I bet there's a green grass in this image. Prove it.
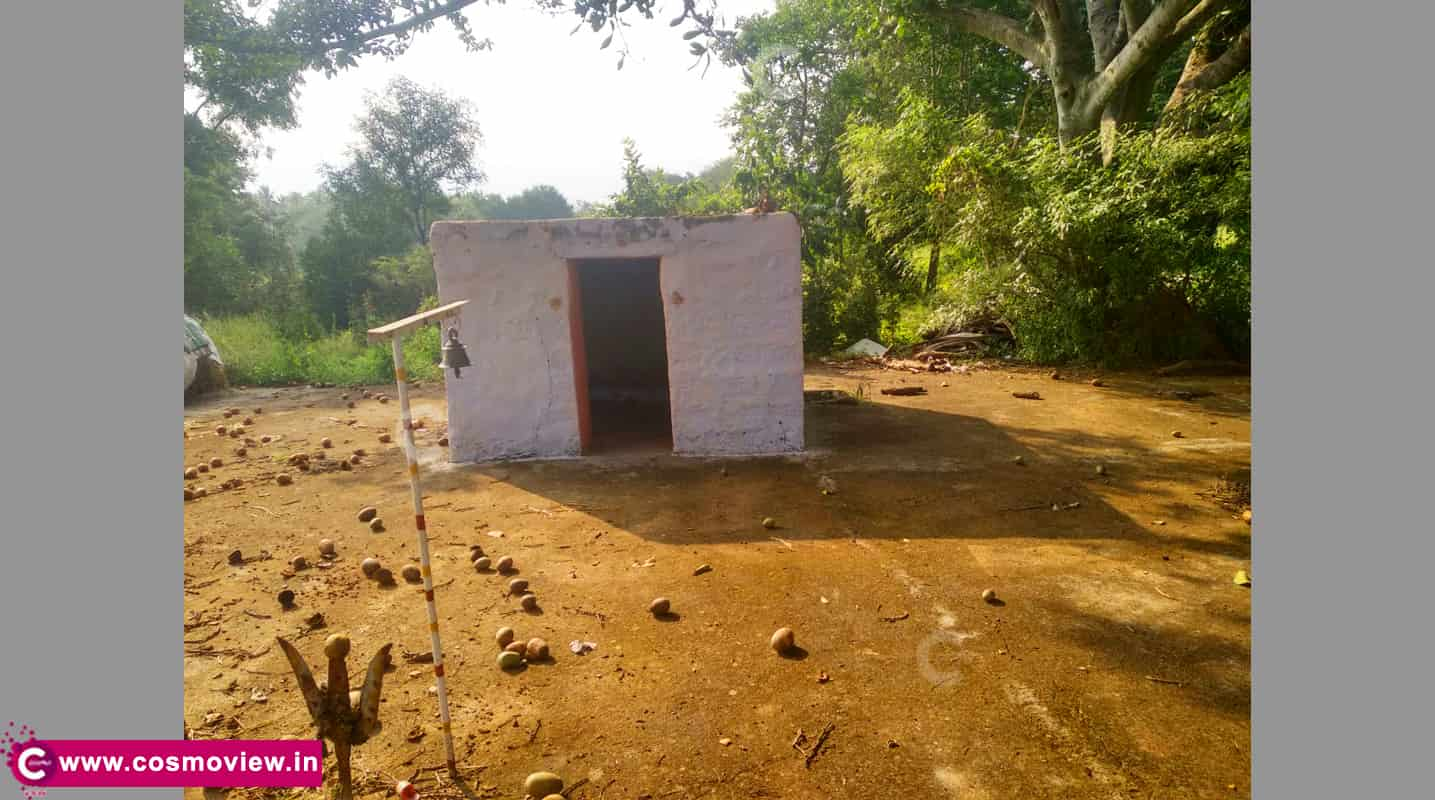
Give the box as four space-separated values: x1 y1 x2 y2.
202 314 443 386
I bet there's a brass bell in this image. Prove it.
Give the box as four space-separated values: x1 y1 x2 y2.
438 326 471 378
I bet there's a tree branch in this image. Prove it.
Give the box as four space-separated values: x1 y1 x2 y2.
940 5 1048 71
1163 24 1249 111
1079 0 1208 118
1172 0 1233 43
214 0 483 60
300 0 483 59
1120 0 1153 36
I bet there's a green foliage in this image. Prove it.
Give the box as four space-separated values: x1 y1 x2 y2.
203 313 443 386
343 76 484 244
184 115 299 315
590 139 743 217
924 77 1252 363
449 185 576 220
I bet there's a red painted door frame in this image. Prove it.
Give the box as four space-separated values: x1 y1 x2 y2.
566 261 592 453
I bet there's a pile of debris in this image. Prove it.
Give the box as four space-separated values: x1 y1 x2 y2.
908 315 1015 361
824 316 1016 373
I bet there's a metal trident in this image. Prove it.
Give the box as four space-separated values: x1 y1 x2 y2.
277 634 392 800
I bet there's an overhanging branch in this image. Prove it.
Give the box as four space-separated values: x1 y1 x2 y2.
940 5 1048 71
299 0 483 60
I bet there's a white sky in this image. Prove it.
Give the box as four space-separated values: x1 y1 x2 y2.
247 0 775 205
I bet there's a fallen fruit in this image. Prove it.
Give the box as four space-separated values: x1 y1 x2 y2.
496 627 515 648
1172 430 1184 438
195 487 208 497
349 454 362 465
474 556 492 571
340 460 352 471
496 556 514 573
277 589 296 609
525 638 549 660
649 597 671 616
507 578 529 595
438 437 449 447
369 518 385 533
291 556 309 571
1242 509 1252 525
332 633 361 658
198 464 210 473
1012 455 1025 465
318 539 336 557
184 467 199 480
261 435 272 443
373 568 396 586
378 433 392 443
360 557 382 577
353 449 367 457
401 564 422 583
275 474 293 486
504 641 527 655
520 593 539 611
1096 464 1108 476
396 780 418 800
228 549 244 566
1234 570 1251 587
357 506 378 523
215 425 227 435
762 517 777 529
770 627 796 655
235 447 246 457
183 488 195 501
321 437 333 448
981 588 998 603
525 773 564 797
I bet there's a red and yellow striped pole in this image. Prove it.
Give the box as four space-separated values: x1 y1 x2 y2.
390 335 457 775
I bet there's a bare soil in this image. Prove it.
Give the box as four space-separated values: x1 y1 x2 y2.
182 363 1251 800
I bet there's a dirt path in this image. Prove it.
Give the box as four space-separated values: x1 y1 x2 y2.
182 364 1251 799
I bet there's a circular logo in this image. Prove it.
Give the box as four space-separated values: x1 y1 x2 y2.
916 628 978 687
11 741 57 786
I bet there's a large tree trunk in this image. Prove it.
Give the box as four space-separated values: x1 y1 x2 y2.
941 1 1234 150
1034 1 1105 145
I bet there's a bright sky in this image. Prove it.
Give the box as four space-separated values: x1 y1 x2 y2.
248 0 775 205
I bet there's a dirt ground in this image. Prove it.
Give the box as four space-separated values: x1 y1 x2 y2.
182 363 1251 800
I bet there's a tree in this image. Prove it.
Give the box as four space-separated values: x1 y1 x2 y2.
840 90 962 293
184 115 298 315
335 77 484 245
704 0 1249 162
915 0 1250 159
451 185 576 220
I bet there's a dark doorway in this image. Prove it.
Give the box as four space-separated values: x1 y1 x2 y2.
568 258 672 454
